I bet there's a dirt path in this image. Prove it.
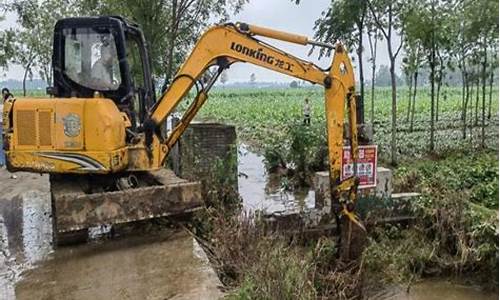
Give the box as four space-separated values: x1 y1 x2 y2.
0 168 222 300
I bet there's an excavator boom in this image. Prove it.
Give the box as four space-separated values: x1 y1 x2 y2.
150 21 359 180
147 22 360 229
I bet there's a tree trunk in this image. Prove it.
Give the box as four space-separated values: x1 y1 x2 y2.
357 19 365 102
406 74 412 123
429 24 435 152
386 4 398 165
22 68 28 97
463 74 469 139
435 54 444 122
470 78 474 122
430 57 435 152
389 57 397 165
488 69 494 119
461 69 466 121
22 58 35 97
474 77 480 126
368 30 378 126
162 0 179 91
481 44 487 148
429 0 437 151
410 71 418 132
436 78 441 122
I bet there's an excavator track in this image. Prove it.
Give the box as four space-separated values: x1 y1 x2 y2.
50 169 202 246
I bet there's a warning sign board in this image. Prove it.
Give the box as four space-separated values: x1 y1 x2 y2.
341 145 378 189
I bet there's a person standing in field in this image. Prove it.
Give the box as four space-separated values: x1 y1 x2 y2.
1 88 14 167
303 97 311 125
0 88 10 167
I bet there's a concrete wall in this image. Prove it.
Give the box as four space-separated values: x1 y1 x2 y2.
314 167 393 209
170 122 238 188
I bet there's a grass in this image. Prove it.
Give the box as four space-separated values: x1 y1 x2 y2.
363 149 498 289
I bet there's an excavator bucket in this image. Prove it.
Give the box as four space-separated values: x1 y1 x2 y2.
50 169 202 245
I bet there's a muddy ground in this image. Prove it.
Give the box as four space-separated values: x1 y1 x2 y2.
0 169 222 300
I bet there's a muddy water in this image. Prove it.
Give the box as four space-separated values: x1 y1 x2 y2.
370 279 498 300
238 145 315 214
237 146 498 300
0 169 222 300
15 231 221 300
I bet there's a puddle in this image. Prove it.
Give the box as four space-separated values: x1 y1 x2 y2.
0 170 222 300
370 279 498 300
238 145 315 215
15 230 221 300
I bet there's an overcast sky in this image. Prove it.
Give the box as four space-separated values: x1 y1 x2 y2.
0 0 402 82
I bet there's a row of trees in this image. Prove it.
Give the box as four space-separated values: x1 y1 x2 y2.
298 0 498 164
0 0 247 95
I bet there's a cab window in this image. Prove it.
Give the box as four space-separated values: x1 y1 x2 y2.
63 27 121 91
126 35 147 127
126 36 145 89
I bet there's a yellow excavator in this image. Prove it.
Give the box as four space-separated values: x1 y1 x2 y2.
2 16 363 254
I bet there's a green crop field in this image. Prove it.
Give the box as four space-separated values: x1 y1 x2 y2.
12 86 499 161
192 86 499 161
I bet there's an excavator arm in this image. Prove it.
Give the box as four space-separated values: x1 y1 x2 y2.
150 23 358 171
148 23 363 248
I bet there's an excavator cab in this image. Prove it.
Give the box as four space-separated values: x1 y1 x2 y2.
50 16 155 131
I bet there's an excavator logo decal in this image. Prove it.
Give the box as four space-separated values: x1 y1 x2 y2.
37 152 105 171
62 113 81 137
230 42 294 72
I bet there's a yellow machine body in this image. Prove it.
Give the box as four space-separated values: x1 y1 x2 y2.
3 97 162 173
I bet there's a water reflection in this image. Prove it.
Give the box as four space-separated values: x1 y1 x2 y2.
238 145 315 215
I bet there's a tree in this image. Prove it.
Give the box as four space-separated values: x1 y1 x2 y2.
2 0 77 95
402 0 455 152
0 23 15 70
401 0 427 132
470 0 499 147
449 0 498 143
290 80 299 88
75 0 247 89
304 0 367 100
368 0 405 165
4 0 247 93
220 70 228 86
487 46 498 120
250 73 256 84
366 20 380 125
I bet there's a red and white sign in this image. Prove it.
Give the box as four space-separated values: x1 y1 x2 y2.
341 145 378 189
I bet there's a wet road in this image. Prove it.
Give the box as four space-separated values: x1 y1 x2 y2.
0 169 222 300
